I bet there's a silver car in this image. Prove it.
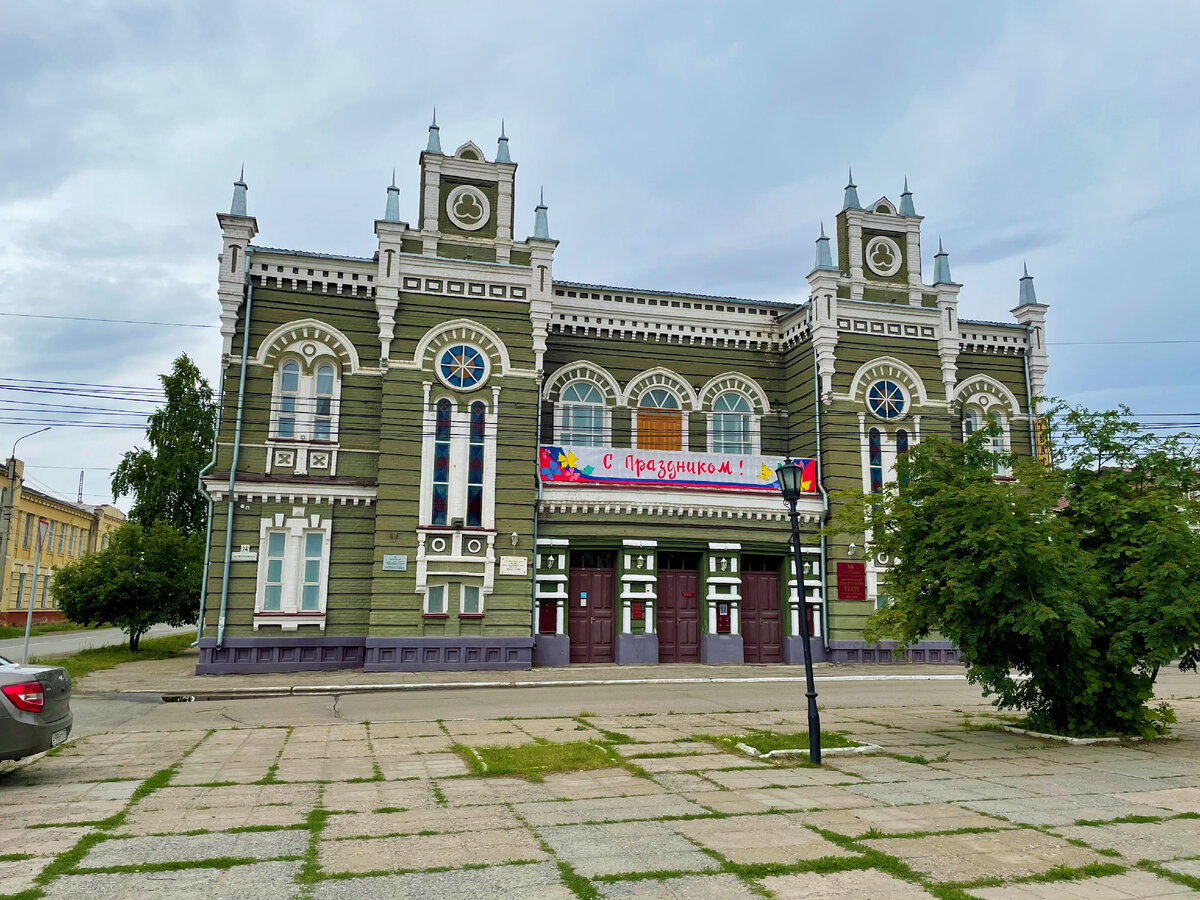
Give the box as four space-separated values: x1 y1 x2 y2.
0 655 72 760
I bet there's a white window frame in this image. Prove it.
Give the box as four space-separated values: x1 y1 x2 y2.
253 511 333 630
707 390 757 455
460 583 484 616
632 387 687 451
269 354 343 444
963 406 1012 477
555 380 610 447
424 583 448 615
859 413 922 494
418 386 499 530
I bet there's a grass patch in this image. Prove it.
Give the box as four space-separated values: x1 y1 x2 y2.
557 860 599 899
32 633 195 681
74 856 284 875
887 753 930 766
0 853 35 863
294 791 329 889
702 730 859 756
0 621 91 640
456 740 614 782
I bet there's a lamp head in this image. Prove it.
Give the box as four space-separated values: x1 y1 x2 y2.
775 458 805 502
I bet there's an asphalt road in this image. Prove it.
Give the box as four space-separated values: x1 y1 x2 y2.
0 623 193 663
66 665 1200 737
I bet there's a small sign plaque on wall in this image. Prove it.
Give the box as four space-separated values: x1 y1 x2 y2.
231 548 257 562
837 562 867 601
382 554 408 571
498 556 528 576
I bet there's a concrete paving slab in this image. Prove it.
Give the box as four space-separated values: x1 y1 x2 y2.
599 873 759 898
803 802 1009 836
649 772 715 792
319 826 547 873
137 783 320 811
543 768 665 800
274 756 376 782
673 813 856 864
685 785 875 814
323 804 522 839
322 780 441 812
699 766 859 789
634 753 768 773
376 752 470 779
0 857 48 896
41 860 301 900
0 826 92 858
1118 787 1200 814
1057 820 1200 861
971 870 1200 899
312 861 575 900
79 830 309 867
760 868 939 899
865 829 1103 882
117 803 309 835
436 775 558 806
962 793 1173 826
848 776 1034 805
537 821 716 877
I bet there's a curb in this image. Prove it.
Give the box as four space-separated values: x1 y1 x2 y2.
1000 724 1147 745
81 672 969 703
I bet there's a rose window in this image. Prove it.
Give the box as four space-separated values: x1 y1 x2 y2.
438 344 488 390
867 379 906 420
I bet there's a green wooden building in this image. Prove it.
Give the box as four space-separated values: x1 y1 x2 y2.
196 123 1050 674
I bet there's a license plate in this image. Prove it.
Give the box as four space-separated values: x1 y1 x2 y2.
50 729 67 747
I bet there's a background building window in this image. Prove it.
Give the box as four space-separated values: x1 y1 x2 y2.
45 522 55 553
263 531 286 611
301 532 323 611
278 360 300 438
22 514 31 549
14 573 24 609
467 401 486 527
57 524 66 554
711 392 752 454
559 382 605 446
313 364 334 441
637 388 682 451
432 398 452 526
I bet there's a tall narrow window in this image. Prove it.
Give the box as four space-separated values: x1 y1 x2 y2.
467 401 486 528
23 514 31 549
637 388 682 451
896 429 910 487
15 573 24 609
45 522 55 553
711 392 752 454
278 361 300 439
426 584 446 615
69 526 77 557
462 584 482 615
301 532 323 611
313 364 334 441
41 575 49 608
58 524 66 553
432 399 452 526
559 382 605 446
263 532 286 611
869 428 883 494
963 410 980 440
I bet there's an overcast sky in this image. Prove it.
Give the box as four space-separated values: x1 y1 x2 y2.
2 1 1198 506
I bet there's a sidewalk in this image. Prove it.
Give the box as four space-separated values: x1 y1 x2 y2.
76 647 968 699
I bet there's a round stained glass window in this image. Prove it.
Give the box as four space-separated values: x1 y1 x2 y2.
867 379 906 419
437 344 488 390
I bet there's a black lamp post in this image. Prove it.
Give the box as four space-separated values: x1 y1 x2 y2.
776 459 822 764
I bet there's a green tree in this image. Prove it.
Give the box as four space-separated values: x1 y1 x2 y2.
836 404 1200 737
51 521 201 651
112 353 216 535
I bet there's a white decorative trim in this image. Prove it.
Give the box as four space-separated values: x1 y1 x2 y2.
622 367 699 409
622 539 658 547
253 318 362 374
541 486 820 523
697 372 771 414
545 361 622 404
847 356 929 407
204 479 376 505
865 235 903 277
445 184 491 232
252 511 332 629
951 374 1022 417
413 318 512 376
709 542 741 550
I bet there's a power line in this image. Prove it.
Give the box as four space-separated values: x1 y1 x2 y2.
0 312 215 328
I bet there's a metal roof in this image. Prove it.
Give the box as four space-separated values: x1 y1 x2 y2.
553 280 800 310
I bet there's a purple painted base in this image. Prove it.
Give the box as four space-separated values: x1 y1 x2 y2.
826 639 961 664
615 633 659 665
364 636 533 672
196 636 365 674
533 634 570 667
701 634 744 665
782 636 828 665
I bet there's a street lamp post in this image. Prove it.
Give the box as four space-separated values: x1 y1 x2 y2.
776 458 822 765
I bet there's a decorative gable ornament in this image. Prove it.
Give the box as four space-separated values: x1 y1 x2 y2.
446 184 490 231
864 235 902 277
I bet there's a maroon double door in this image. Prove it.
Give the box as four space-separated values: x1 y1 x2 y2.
657 552 701 663
741 555 783 663
568 550 615 663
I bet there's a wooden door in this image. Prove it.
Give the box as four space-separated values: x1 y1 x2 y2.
568 550 615 663
741 555 783 663
657 552 701 663
636 409 682 451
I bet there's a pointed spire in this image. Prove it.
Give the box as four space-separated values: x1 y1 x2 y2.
230 165 248 216
1018 261 1039 306
533 187 550 239
898 176 916 216
933 238 953 284
495 119 511 163
842 168 861 210
426 108 442 154
383 169 401 223
814 221 836 271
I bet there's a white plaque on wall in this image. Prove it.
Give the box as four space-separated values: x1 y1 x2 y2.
498 556 528 576
382 554 408 571
231 550 258 562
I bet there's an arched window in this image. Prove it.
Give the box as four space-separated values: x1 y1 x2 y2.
313 364 334 441
711 392 752 454
278 361 300 439
432 399 452 526
637 388 682 451
559 382 605 446
963 408 1011 476
467 401 486 527
869 428 883 494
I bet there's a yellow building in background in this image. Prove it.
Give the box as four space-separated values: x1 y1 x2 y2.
0 458 126 626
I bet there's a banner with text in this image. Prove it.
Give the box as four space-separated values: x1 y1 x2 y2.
539 445 817 493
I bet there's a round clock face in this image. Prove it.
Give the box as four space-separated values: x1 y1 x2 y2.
437 343 488 390
445 184 491 231
865 235 903 277
867 379 907 420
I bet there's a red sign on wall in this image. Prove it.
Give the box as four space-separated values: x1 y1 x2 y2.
837 562 867 601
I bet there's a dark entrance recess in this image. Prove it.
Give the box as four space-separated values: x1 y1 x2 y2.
568 550 615 663
741 555 783 663
657 551 701 663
